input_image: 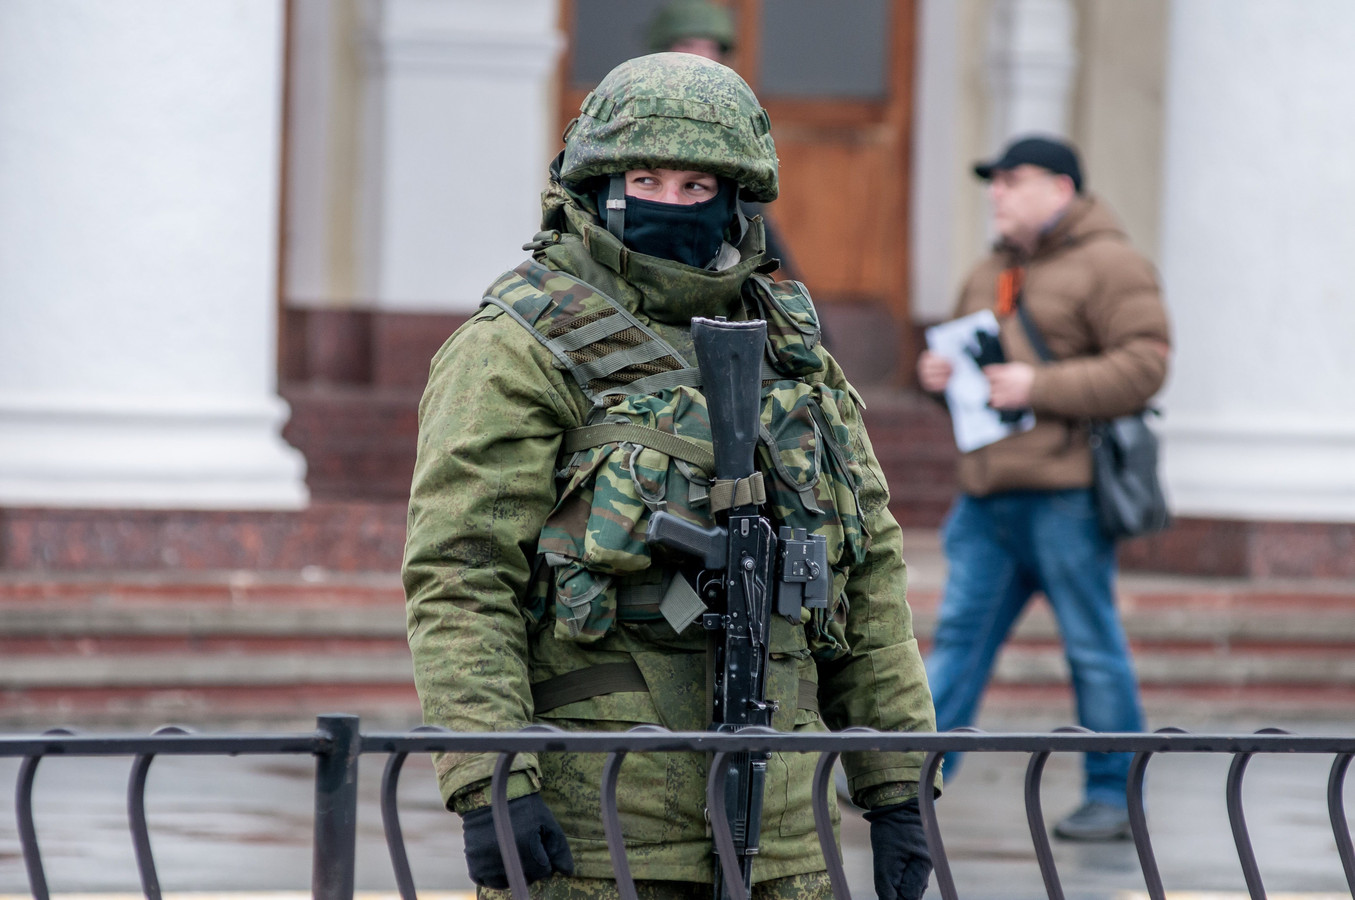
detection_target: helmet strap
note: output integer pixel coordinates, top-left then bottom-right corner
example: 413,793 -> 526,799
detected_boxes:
604,174 -> 627,242
732,204 -> 750,244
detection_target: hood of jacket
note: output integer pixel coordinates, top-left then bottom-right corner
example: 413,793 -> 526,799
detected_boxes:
997,194 -> 1127,264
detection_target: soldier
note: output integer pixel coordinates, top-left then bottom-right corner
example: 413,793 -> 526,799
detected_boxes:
403,53 -> 936,899
644,0 -> 800,282
646,0 -> 737,62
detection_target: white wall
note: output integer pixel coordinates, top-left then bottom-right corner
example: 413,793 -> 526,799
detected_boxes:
912,0 -> 1079,323
357,0 -> 563,311
1158,0 -> 1355,521
0,0 -> 307,508
1070,0 -> 1167,259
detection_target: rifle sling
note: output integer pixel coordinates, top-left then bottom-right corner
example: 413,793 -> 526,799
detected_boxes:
531,660 -> 818,716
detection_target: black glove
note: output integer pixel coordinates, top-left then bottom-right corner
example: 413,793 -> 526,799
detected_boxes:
965,331 -> 1026,424
460,793 -> 574,889
864,797 -> 933,900
966,330 -> 1006,369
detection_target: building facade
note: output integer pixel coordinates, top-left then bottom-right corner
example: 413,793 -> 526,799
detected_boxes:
2,0 -> 1353,575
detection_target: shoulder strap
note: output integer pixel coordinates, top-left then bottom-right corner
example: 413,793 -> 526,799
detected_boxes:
482,260 -> 698,405
1015,301 -> 1057,363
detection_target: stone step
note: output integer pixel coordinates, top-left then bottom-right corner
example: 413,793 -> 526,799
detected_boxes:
0,683 -> 423,731
0,502 -> 410,572
0,603 -> 403,638
0,650 -> 413,688
0,569 -> 403,606
2,530 -> 1351,729
6,586 -> 1350,647
905,589 -> 1355,645
281,383 -> 422,502
990,643 -> 1355,686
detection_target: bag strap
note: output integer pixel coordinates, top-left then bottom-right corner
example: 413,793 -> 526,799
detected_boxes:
1014,300 -> 1058,363
1015,294 -> 1160,423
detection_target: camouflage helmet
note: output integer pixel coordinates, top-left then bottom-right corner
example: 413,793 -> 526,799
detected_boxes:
646,0 -> 737,54
560,53 -> 777,202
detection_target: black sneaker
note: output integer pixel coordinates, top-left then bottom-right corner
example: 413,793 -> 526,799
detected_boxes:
1052,801 -> 1132,841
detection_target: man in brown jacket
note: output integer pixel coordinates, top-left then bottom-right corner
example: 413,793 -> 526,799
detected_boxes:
916,136 -> 1170,841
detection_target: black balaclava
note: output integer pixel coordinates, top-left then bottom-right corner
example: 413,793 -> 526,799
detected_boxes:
596,175 -> 739,269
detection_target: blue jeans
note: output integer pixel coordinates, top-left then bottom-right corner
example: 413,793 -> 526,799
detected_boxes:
925,489 -> 1145,808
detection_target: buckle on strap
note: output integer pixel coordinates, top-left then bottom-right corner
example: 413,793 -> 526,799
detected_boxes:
708,472 -> 766,513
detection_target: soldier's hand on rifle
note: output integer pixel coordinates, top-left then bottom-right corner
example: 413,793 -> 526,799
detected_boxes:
460,793 -> 575,889
864,797 -> 932,900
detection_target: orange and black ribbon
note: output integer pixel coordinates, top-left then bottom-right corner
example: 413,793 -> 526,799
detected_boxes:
996,266 -> 1025,317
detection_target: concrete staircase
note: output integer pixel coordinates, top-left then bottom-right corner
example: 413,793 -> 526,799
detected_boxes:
281,383 -> 424,504
899,532 -> 1355,728
0,568 -> 420,730
2,531 -> 1352,732
859,388 -> 958,529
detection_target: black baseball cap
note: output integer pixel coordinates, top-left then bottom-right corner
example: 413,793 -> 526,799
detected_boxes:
973,136 -> 1083,193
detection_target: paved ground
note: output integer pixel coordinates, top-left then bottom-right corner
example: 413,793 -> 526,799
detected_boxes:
1,713 -> 1351,899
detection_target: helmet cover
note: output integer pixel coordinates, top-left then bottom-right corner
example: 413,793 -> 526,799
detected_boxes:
560,52 -> 778,202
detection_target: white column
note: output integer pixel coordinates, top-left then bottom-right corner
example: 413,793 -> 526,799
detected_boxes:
0,1 -> 307,509
909,0 -> 964,323
985,0 -> 1078,142
358,0 -> 563,312
1158,0 -> 1355,521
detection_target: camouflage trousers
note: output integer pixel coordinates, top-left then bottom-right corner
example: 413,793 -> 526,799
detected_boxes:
477,870 -> 833,900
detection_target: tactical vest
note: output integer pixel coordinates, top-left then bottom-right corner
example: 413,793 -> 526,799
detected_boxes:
482,259 -> 869,660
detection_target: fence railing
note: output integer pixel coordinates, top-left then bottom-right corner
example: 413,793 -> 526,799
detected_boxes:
4,714 -> 1353,900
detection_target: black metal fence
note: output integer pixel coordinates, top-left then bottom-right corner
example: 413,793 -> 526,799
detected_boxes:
4,714 -> 1353,900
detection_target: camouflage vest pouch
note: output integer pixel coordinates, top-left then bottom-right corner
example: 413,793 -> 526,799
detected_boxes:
482,261 -> 867,654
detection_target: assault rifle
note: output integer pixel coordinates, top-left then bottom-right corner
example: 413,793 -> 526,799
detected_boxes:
645,316 -> 830,900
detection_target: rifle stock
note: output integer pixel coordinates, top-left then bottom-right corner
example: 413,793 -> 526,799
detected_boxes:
692,317 -> 764,482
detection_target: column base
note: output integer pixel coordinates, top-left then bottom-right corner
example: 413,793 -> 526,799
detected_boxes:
1162,414 -> 1355,523
0,394 -> 309,510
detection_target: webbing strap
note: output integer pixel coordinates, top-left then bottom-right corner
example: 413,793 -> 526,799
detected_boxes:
593,366 -> 703,398
564,423 -> 716,472
532,660 -> 819,715
532,661 -> 647,714
587,359 -> 786,399
574,339 -> 677,384
604,175 -> 627,241
616,580 -> 665,608
798,678 -> 819,714
550,312 -> 636,352
504,260 -> 692,403
481,294 -> 579,377
708,473 -> 767,512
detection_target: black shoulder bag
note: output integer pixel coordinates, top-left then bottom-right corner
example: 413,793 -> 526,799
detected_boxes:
1015,304 -> 1172,540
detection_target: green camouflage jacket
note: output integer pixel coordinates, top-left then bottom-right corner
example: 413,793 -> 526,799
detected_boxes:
403,199 -> 936,884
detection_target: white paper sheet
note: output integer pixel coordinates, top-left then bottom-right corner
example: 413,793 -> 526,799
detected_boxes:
925,310 -> 1036,452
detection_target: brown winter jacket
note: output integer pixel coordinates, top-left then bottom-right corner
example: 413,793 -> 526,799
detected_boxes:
947,194 -> 1171,496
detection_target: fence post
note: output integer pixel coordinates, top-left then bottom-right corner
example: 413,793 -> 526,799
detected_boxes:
313,713 -> 361,900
